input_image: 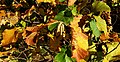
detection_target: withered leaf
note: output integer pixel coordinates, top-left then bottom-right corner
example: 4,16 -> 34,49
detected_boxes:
1,28 -> 17,46
25,32 -> 37,45
70,15 -> 89,62
68,0 -> 76,6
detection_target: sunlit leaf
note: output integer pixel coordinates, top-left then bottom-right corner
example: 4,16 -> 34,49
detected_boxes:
105,42 -> 120,61
65,54 -> 72,62
36,0 -> 55,4
94,16 -> 107,34
70,15 -> 89,61
1,28 -> 17,46
20,21 -> 26,27
72,6 -> 77,16
0,10 -> 6,25
103,57 -> 109,62
68,0 -> 76,6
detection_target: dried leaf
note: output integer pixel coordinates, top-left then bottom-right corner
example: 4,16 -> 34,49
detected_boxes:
68,0 -> 76,6
70,15 -> 89,61
0,51 -> 10,57
100,33 -> 109,41
48,33 -> 62,51
1,28 -> 17,46
36,0 -> 55,4
0,10 -> 6,25
25,32 -> 37,45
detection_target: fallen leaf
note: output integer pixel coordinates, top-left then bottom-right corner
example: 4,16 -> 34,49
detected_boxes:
105,42 -> 120,61
100,33 -> 109,41
0,51 -> 10,57
36,0 -> 55,4
68,0 -> 76,6
70,15 -> 89,61
48,33 -> 61,51
0,10 -> 6,20
25,32 -> 37,45
1,28 -> 17,46
0,10 -> 6,25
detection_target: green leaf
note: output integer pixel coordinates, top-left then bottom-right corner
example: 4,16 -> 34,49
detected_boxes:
59,0 -> 65,2
54,11 -> 73,25
55,53 -> 66,62
64,10 -> 72,17
72,6 -> 77,16
20,21 -> 26,27
90,19 -> 101,38
63,17 -> 73,25
92,1 -> 111,12
48,22 -> 59,31
54,11 -> 64,21
94,16 -> 107,34
65,54 -> 72,62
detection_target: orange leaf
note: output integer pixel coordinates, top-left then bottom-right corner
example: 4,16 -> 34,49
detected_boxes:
1,28 -> 17,46
68,0 -> 76,6
0,10 -> 6,25
70,15 -> 89,61
72,47 -> 89,61
25,32 -> 37,45
100,33 -> 109,41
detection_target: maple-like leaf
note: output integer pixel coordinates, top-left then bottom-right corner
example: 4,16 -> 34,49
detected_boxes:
70,15 -> 89,62
25,32 -> 37,45
1,28 -> 18,46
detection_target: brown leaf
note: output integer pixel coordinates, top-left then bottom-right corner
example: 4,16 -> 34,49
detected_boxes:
25,32 -> 37,45
48,33 -> 61,51
1,28 -> 17,46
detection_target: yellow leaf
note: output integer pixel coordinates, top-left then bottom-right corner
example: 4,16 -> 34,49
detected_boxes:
105,42 -> 120,61
6,12 -> 19,25
1,28 -> 17,46
79,59 -> 87,62
103,57 -> 109,62
71,15 -> 89,62
94,16 -> 107,34
36,0 -> 55,4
